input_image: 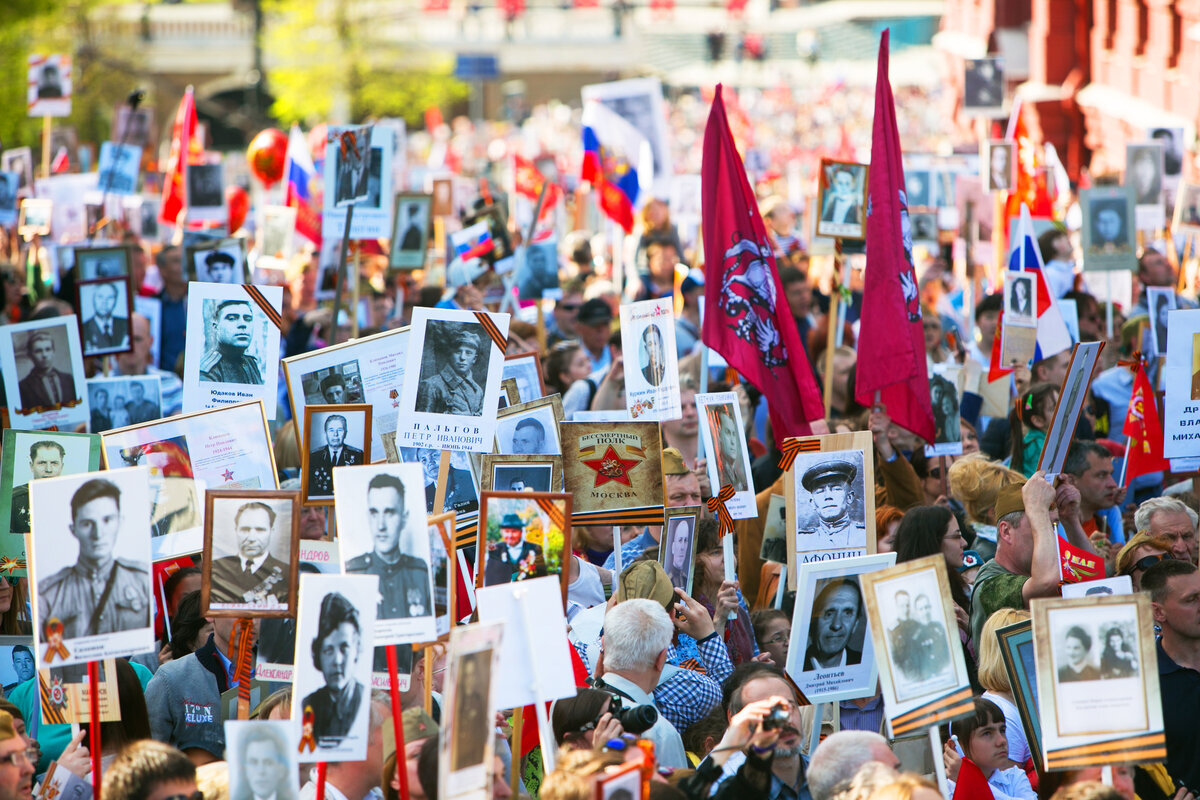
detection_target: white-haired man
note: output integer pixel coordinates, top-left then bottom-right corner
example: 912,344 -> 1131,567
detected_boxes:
1135,497 -> 1198,564
807,730 -> 900,800
595,598 -> 687,768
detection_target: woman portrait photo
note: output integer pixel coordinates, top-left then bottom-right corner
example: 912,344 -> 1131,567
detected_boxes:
661,516 -> 694,593
1099,626 -> 1138,679
1057,625 -> 1101,682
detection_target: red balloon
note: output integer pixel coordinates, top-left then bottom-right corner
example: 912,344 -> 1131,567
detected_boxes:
226,185 -> 249,233
247,128 -> 288,187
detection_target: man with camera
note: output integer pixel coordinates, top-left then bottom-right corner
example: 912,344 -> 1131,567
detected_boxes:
593,598 -> 688,768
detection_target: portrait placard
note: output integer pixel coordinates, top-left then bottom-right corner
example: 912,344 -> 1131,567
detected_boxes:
334,463 -> 437,646
0,316 -> 89,432
186,163 -> 226,223
148,476 -> 206,562
0,430 -> 101,545
925,363 -> 963,458
1173,182 -> 1200,236
996,620 -> 1042,771
581,77 -> 673,196
260,205 -> 297,260
983,140 -> 1014,193
695,391 -> 755,519
86,374 -> 163,432
301,404 -> 371,505
517,240 -> 560,302
323,125 -> 394,240
283,326 -> 410,463
859,555 -> 974,736
495,395 -> 563,456
202,490 -> 300,618
30,466 -> 155,668
595,762 -> 643,800
96,142 -> 142,197
1147,287 -> 1176,358
2,148 -> 34,196
188,237 -> 249,284
399,447 -> 480,519
1060,575 -> 1132,599
1163,309 -> 1200,457
291,572 -> 378,761
659,506 -> 701,596
786,553 -> 896,704
182,283 -> 283,419
0,172 -> 17,226
1127,142 -> 1165,230
428,511 -> 456,637
784,431 -> 876,587
74,245 -> 130,280
76,277 -> 133,358
560,421 -> 664,526
480,454 -> 563,495
18,198 -> 52,238
0,638 -> 36,696
499,378 -> 518,409
27,55 -> 72,118
1031,594 -> 1164,770
255,539 -> 340,685
224,721 -> 301,800
1081,187 -> 1137,271
620,297 -> 681,421
390,193 -> 432,270
502,352 -> 546,404
396,306 -> 509,453
962,57 -> 1004,116
759,494 -> 786,564
439,620 -> 502,800
477,491 -> 571,608
431,178 -> 453,217
815,159 -> 867,240
1037,341 -> 1105,476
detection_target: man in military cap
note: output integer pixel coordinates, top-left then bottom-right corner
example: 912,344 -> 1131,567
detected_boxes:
306,414 -> 364,499
200,300 -> 264,385
303,591 -> 366,743
346,473 -> 432,620
201,249 -> 238,283
484,512 -> 544,585
9,439 -> 65,534
319,373 -> 347,404
798,459 -> 866,549
210,501 -> 290,608
39,477 -> 150,640
415,327 -> 485,416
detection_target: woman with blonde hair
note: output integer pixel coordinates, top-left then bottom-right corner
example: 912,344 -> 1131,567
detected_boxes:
947,454 -> 1026,561
977,608 -> 1034,769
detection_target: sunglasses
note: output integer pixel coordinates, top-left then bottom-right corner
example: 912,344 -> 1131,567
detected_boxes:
557,303 -> 580,312
1125,553 -> 1173,574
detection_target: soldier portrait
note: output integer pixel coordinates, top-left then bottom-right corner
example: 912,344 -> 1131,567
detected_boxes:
450,648 -> 491,772
79,279 -> 131,357
302,591 -> 368,745
414,321 -> 489,417
226,721 -> 299,800
707,402 -> 748,493
199,299 -> 265,385
75,246 -> 129,280
186,164 -> 224,210
793,450 -> 868,553
490,464 -> 552,494
13,325 -> 80,413
299,362 -> 366,405
1,430 -> 97,538
204,492 -> 299,617
303,408 -> 369,502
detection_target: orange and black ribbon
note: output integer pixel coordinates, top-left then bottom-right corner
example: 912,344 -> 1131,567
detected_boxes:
777,437 -> 821,472
244,285 -> 283,329
17,398 -> 82,416
230,619 -> 256,703
43,619 -> 69,663
706,484 -> 736,539
473,311 -> 508,353
298,706 -> 317,753
336,129 -> 362,160
1118,351 -> 1145,372
535,497 -> 565,531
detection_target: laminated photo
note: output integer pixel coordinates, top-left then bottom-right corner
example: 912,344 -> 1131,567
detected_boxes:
202,490 -> 300,618
0,316 -> 90,432
695,391 -> 755,519
620,297 -> 681,421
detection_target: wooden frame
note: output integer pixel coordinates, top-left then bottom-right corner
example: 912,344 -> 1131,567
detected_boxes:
814,158 -> 868,241
75,275 -> 134,357
480,454 -> 563,494
390,192 -> 433,270
73,245 -> 131,280
300,403 -> 373,507
476,490 -> 572,609
494,394 -> 564,455
429,511 -> 457,636
500,378 -> 519,409
593,760 -> 642,800
996,619 -> 1043,773
200,489 -> 301,618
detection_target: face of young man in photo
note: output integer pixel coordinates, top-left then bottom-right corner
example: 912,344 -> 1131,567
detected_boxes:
216,303 -> 254,349
71,496 -> 121,566
29,338 -> 55,372
244,739 -> 287,800
450,342 -> 478,377
30,447 -> 63,479
368,485 -> 406,556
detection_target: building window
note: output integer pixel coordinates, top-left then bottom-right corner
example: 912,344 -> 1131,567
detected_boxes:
1105,0 -> 1117,50
1136,0 -> 1149,55
1170,6 -> 1183,68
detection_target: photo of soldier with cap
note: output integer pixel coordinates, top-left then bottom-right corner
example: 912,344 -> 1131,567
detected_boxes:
302,591 -> 367,743
414,321 -> 489,417
794,451 -> 868,552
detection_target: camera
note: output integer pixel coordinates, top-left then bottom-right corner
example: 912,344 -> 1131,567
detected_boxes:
590,680 -> 658,735
761,702 -> 790,732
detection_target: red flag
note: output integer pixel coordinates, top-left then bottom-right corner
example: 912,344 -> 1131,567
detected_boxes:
953,757 -> 995,800
50,147 -> 69,174
1004,102 -> 1054,223
160,86 -> 200,226
988,311 -> 1015,383
513,154 -> 562,217
1122,361 -> 1168,485
518,642 -> 590,758
1059,536 -> 1104,584
854,31 -> 935,442
701,84 -> 823,444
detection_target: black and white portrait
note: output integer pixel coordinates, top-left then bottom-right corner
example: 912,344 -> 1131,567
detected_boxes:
1006,274 -> 1034,323
205,493 -> 298,615
805,577 -> 865,670
496,398 -> 561,456
1,430 -> 97,537
1175,183 -> 1200,234
87,375 -> 162,431
910,212 -> 937,244
517,241 -> 560,302
402,447 -> 479,516
1053,617 -> 1139,684
304,408 -> 369,502
390,195 -> 431,270
79,279 -> 131,357
704,401 -> 749,494
1150,127 -> 1184,178
414,320 -> 490,417
638,323 -> 667,388
300,362 -> 365,405
449,647 -> 492,773
36,62 -> 64,100
986,141 -> 1014,193
963,57 -> 1004,112
659,515 -> 696,594
1088,197 -> 1132,251
199,298 -> 266,385
792,449 -> 869,555
13,324 -> 79,412
928,368 -> 962,451
502,355 -> 543,404
333,128 -> 372,206
2,149 -> 33,193
759,494 -> 786,564
490,464 -> 552,494
225,721 -> 300,800
191,241 -> 246,284
905,170 -> 932,208
816,161 -> 867,239
878,576 -> 956,700
1127,144 -> 1164,206
1149,287 -> 1175,357
76,247 -> 129,280
186,164 -> 224,210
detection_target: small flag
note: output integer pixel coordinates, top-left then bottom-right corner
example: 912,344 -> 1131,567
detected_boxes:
1009,204 -> 1072,361
1058,534 -> 1104,584
1122,361 -> 1168,486
284,124 -> 321,246
50,146 -> 69,174
451,221 -> 495,262
952,757 -> 995,800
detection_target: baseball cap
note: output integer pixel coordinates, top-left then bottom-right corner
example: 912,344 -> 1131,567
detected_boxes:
577,298 -> 613,326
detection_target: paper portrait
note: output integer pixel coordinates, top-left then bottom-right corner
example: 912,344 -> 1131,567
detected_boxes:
301,405 -> 371,505
86,374 -> 163,432
962,57 -> 1004,115
695,391 -> 755,519
186,164 -> 225,222
659,510 -> 698,596
759,494 -> 787,564
27,54 -> 72,118
1005,272 -> 1036,326
502,352 -> 545,404
183,283 -> 283,419
984,140 -> 1014,193
787,553 -> 896,704
0,317 -> 89,432
1060,575 -> 1133,599
30,466 -> 154,669
334,463 -> 437,645
77,278 -> 132,358
1127,142 -> 1165,230
620,297 -> 681,421
495,396 -> 563,456
481,455 -> 561,495
0,430 -> 100,546
1148,287 -> 1176,358
260,206 -> 297,260
18,198 -> 52,238
905,169 -> 932,208
37,657 -> 121,725
517,240 -> 560,302
0,172 -> 17,226
202,490 -> 299,617
428,512 -> 454,637
390,193 -> 432,270
1037,341 -> 1105,476
925,363 -> 963,458
439,622 -> 502,800
400,447 -> 480,518
1164,310 -> 1200,456
75,246 -> 130,281
478,491 -> 571,605
254,539 -> 340,685
1081,188 -> 1137,271
284,326 -> 410,463
396,306 -> 509,453
323,125 -> 394,240
2,148 -> 34,195
189,238 -> 248,284
560,420 -> 665,527
148,475 -> 206,561
0,640 -> 35,695
1174,182 -> 1200,236
291,572 -> 378,761
816,160 -> 867,240
224,721 -> 301,800
789,447 -> 871,562
96,142 -> 141,196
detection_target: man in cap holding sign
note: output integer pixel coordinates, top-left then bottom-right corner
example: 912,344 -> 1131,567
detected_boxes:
798,460 -> 865,549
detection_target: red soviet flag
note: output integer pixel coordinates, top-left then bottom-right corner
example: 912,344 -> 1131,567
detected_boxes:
701,84 -> 823,444
160,86 -> 200,226
1123,361 -> 1168,485
952,757 -> 995,800
854,31 -> 935,442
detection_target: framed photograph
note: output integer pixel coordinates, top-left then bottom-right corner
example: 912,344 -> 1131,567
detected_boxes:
301,404 -> 371,505
291,572 -> 378,761
517,240 -> 560,302
1031,594 -> 1164,770
1148,287 -> 1176,358
594,761 -> 642,800
431,178 -> 453,217
284,326 -> 410,463
1081,187 -> 1137,271
996,619 -> 1043,771
2,148 -> 34,195
1163,309 -> 1200,457
334,463 -> 437,645
759,494 -> 787,564
784,432 -> 876,586
74,245 -> 130,280
260,205 -> 297,260
390,193 -> 432,270
201,490 -> 300,617
786,553 -> 896,704
495,395 -> 563,456
0,172 -> 17,226
186,163 -> 226,223
149,476 -> 206,562
860,555 -> 974,736
502,351 -> 546,405
97,141 -> 141,197
581,77 -> 672,195
660,506 -> 701,595
815,159 -> 867,240
1173,182 -> 1200,236
500,378 -> 519,409
27,54 -> 72,118
397,307 -> 510,453
480,454 -> 562,495
905,169 -> 933,208
255,539 -> 341,685
983,140 -> 1015,193
963,57 -> 1004,116
477,490 -> 572,607
1127,142 -> 1165,230
76,277 -> 133,357
620,297 -> 681,421
224,721 -> 301,800
86,374 -> 163,432
560,420 -> 664,526
399,447 -> 480,518
182,282 -> 284,419
695,391 -> 754,518
1037,341 -> 1105,476
428,511 -> 456,637
188,237 -> 248,284
925,363 -> 963,458
1060,575 -> 1133,599
0,316 -> 89,432
1004,271 -> 1036,326
910,211 -> 939,246
30,466 -> 155,669
323,125 -> 394,240
439,621 -> 502,799
18,198 -> 52,238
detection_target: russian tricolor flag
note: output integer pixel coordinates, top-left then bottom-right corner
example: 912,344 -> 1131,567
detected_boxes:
1009,204 -> 1072,361
284,124 -> 321,245
451,220 -> 495,261
581,100 -> 651,234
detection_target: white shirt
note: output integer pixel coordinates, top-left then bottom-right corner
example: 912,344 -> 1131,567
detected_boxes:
567,556 -> 606,611
241,555 -> 265,574
601,673 -> 688,768
983,691 -> 1031,764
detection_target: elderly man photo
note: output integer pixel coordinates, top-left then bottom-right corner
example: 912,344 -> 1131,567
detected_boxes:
415,326 -> 485,417
346,473 -> 432,620
307,414 -> 365,499
82,282 -> 130,354
805,578 -> 864,670
9,439 -> 65,534
39,478 -> 150,639
510,417 -> 549,455
319,373 -> 347,404
484,512 -> 545,585
414,448 -> 475,514
798,460 -> 866,549
200,300 -> 264,385
17,330 -> 78,410
233,725 -> 294,800
210,501 -> 290,608
303,592 -> 367,742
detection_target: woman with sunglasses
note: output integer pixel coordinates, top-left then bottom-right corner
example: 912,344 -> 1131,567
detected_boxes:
1115,532 -> 1174,592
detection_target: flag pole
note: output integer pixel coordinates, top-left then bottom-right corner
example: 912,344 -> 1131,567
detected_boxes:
40,116 -> 51,178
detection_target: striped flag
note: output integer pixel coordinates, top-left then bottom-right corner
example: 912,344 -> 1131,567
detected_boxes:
284,124 -> 321,245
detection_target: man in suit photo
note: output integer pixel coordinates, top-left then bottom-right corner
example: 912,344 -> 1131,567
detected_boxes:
820,167 -> 861,225
306,414 -> 365,498
640,324 -> 667,387
17,330 -> 78,411
233,725 -> 294,800
484,512 -> 545,585
210,501 -> 290,609
82,282 -> 130,354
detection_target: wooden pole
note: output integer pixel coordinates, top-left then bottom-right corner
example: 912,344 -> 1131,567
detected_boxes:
351,241 -> 361,339
41,116 -> 51,178
510,711 -> 523,798
423,646 -> 434,715
433,451 -> 452,515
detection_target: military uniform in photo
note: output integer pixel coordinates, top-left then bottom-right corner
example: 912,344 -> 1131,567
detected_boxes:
345,550 -> 431,620
200,349 -> 263,384
308,443 -> 365,497
416,366 -> 483,416
39,557 -> 151,639
484,513 -> 545,584
798,461 -> 866,548
210,552 -> 290,606
9,486 -> 31,534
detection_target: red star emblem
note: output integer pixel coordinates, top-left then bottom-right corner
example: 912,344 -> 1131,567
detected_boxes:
222,469 -> 235,482
581,445 -> 640,488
